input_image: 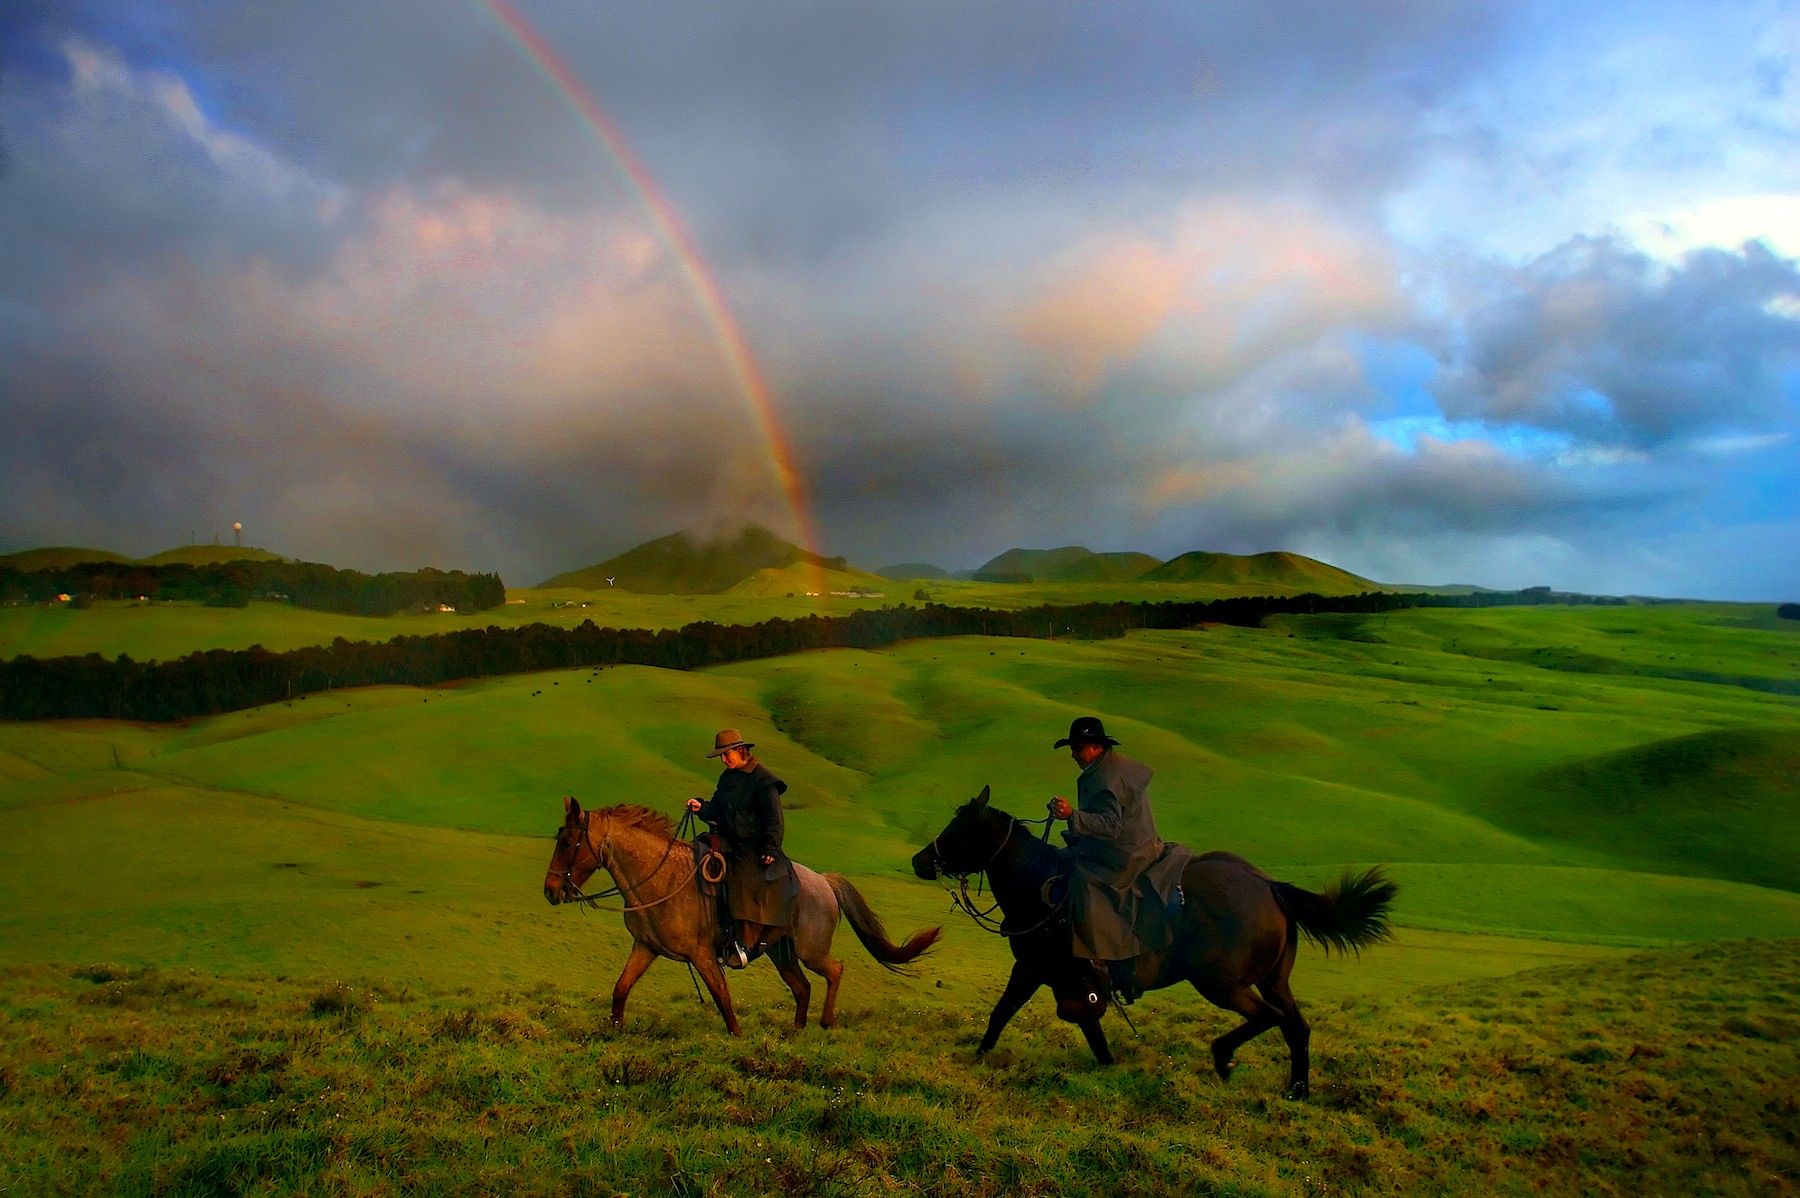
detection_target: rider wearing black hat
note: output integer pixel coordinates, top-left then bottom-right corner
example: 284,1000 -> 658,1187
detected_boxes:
1048,716 -> 1164,1003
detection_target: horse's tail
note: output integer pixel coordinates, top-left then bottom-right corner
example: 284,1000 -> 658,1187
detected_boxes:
825,874 -> 942,975
1270,867 -> 1398,955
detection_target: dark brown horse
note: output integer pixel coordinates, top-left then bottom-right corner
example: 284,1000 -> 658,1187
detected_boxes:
912,787 -> 1396,1097
546,798 -> 940,1033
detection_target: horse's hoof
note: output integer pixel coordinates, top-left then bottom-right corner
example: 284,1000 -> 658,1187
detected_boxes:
1284,1081 -> 1310,1101
1211,1042 -> 1234,1083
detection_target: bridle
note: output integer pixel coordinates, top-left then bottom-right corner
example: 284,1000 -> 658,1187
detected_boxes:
553,808 -> 699,914
929,811 -> 1068,938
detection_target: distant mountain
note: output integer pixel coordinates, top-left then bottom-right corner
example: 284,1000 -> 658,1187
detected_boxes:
540,525 -> 878,594
139,545 -> 290,566
876,563 -> 950,580
973,546 -> 1161,583
1142,550 -> 1373,593
0,545 -> 287,570
0,547 -> 130,571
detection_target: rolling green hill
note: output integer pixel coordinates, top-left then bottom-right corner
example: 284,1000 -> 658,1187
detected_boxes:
875,562 -> 950,580
974,545 -> 1161,582
136,544 -> 291,566
1143,549 -> 1374,592
3,600 -> 1796,1195
1,544 -> 290,570
0,546 -> 129,571
726,562 -> 893,597
540,525 -> 875,593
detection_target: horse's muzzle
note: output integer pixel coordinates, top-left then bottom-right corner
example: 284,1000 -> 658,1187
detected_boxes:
910,845 -> 939,881
543,879 -> 565,906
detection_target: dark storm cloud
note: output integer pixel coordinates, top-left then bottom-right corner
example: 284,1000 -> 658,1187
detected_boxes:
1433,236 -> 1800,447
21,0 -> 1502,262
2,1 -> 1795,600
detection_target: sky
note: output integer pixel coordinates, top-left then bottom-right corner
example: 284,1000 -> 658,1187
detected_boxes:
1,1 -> 1796,598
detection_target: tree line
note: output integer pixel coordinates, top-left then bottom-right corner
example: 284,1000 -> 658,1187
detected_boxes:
0,588 -> 1623,722
0,561 -> 505,616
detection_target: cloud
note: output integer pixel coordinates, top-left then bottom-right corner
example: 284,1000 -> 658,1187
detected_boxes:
1432,236 -> 1800,447
3,5 -> 1797,601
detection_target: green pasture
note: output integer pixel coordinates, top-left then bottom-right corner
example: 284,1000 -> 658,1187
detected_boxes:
0,939 -> 1792,1195
3,601 -> 1798,1193
0,574 -> 1426,662
3,603 -> 1797,975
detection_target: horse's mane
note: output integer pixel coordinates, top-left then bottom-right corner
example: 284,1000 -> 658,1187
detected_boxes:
598,803 -> 679,840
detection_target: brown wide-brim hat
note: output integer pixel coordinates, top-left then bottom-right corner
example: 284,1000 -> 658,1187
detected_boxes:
1053,715 -> 1120,749
707,728 -> 754,758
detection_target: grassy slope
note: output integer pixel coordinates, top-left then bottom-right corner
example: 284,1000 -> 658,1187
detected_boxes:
3,605 -> 1797,968
1145,549 -> 1375,592
0,547 -> 130,571
975,546 -> 1162,582
136,545 -> 291,566
3,602 -> 1798,1192
0,581 -> 1369,661
0,940 -> 1792,1196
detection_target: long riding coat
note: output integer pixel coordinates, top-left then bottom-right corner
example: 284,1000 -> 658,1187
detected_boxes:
697,759 -> 799,927
1062,749 -> 1168,961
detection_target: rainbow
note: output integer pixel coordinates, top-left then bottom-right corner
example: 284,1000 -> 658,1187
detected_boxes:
479,0 -> 825,588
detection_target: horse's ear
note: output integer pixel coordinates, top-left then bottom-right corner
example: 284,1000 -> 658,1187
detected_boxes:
563,794 -> 580,817
975,785 -> 990,808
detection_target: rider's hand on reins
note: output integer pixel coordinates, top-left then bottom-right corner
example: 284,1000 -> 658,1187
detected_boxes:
1049,796 -> 1074,820
686,797 -> 703,812
760,853 -> 776,865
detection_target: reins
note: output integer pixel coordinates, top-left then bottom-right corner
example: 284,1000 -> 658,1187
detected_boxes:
936,814 -> 1070,938
562,809 -> 703,914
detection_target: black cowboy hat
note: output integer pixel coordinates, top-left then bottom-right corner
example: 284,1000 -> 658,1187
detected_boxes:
1053,715 -> 1119,749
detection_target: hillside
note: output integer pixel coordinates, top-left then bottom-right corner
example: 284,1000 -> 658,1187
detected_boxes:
0,546 -> 129,571
540,525 -> 861,593
2,544 -> 291,571
1490,726 -> 1800,891
727,562 -> 890,597
974,545 -> 1161,583
875,562 -> 950,580
1144,549 -> 1374,592
137,544 -> 291,566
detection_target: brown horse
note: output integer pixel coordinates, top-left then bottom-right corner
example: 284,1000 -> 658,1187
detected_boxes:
912,787 -> 1396,1097
545,797 -> 940,1033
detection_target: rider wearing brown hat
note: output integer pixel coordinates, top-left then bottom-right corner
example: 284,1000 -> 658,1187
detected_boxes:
1048,715 -> 1164,1003
687,729 -> 798,969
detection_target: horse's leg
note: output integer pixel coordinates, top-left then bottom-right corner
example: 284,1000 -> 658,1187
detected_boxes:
1256,942 -> 1311,1099
689,954 -> 742,1036
1075,1010 -> 1114,1066
977,962 -> 1043,1056
769,938 -> 812,1030
813,949 -> 846,1028
1201,984 -> 1286,1085
610,941 -> 657,1027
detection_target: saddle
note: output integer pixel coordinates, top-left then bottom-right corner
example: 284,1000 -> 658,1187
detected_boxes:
1132,842 -> 1193,950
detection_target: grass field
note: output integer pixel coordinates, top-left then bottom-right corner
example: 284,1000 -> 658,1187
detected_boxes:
0,575 -> 1450,662
2,601 -> 1797,1192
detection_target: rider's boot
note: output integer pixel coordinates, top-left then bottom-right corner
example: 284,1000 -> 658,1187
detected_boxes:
738,920 -> 768,963
716,893 -> 748,969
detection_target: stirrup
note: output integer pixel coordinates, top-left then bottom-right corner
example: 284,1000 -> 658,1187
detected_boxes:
721,941 -> 749,970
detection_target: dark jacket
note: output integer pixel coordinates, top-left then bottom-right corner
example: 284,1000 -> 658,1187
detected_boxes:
1063,750 -> 1165,960
697,759 -> 797,926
